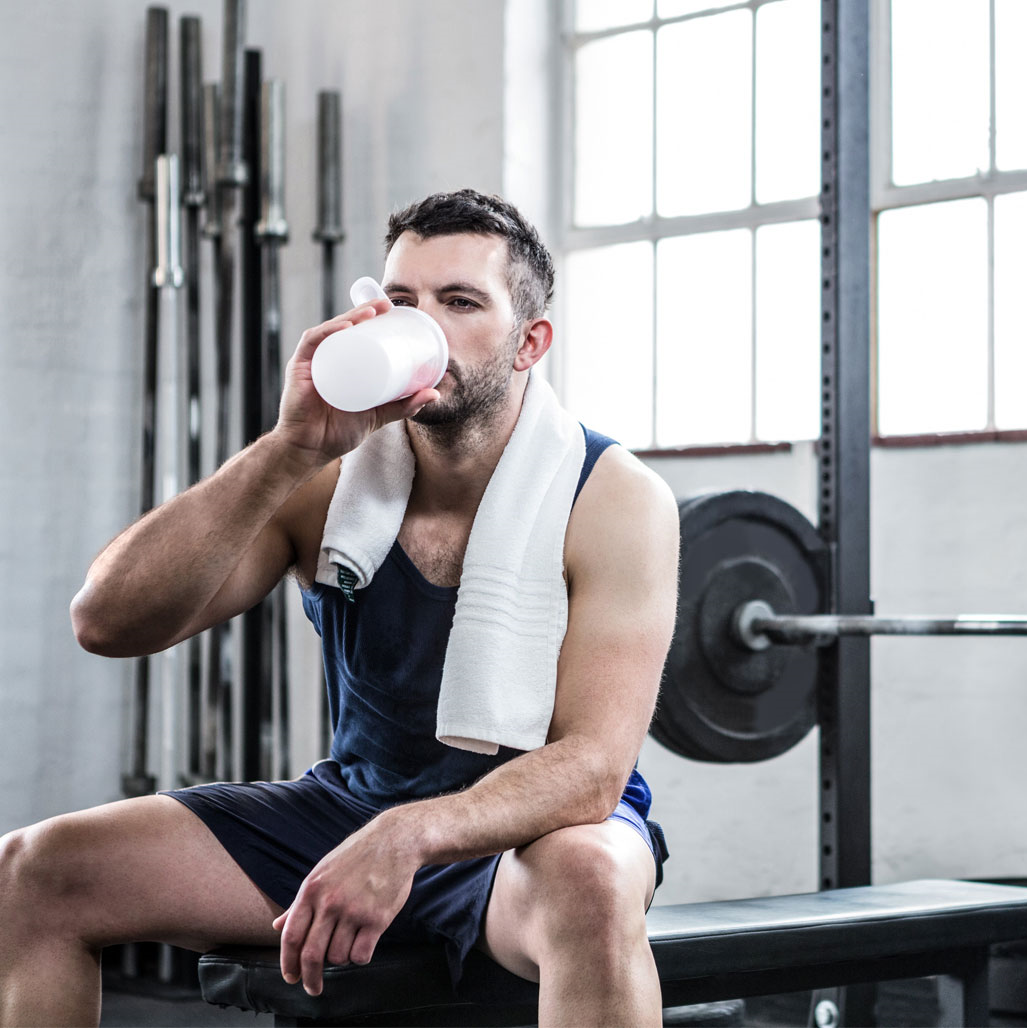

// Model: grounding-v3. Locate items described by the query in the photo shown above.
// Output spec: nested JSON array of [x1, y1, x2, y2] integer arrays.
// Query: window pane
[[657, 12, 752, 217], [755, 0, 821, 204], [891, 0, 989, 185], [656, 230, 751, 445], [755, 220, 821, 441], [658, 0, 736, 16], [994, 192, 1027, 429], [575, 0, 653, 33], [877, 199, 988, 435], [995, 0, 1027, 171], [574, 32, 653, 226], [564, 243, 654, 448]]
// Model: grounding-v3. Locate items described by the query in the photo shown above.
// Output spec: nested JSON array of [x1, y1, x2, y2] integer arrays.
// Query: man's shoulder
[[578, 442, 676, 514], [566, 445, 679, 578]]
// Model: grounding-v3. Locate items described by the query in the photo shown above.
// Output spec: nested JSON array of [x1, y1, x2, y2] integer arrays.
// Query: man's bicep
[[174, 464, 335, 644], [549, 454, 680, 766], [170, 517, 296, 644]]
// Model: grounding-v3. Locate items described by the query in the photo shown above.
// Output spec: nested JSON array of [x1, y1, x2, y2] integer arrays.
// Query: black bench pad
[[199, 879, 1027, 1024]]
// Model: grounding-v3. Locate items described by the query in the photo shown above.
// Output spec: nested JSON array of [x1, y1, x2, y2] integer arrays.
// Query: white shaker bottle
[[310, 277, 449, 412]]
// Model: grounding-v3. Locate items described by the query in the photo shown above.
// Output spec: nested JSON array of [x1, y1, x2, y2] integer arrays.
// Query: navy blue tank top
[[301, 425, 620, 808]]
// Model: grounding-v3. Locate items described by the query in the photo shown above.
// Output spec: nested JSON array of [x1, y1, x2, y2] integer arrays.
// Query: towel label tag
[[336, 565, 358, 603]]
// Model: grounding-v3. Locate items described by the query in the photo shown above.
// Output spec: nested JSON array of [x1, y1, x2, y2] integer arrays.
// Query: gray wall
[[640, 440, 1027, 902], [2, 0, 1025, 912], [0, 0, 508, 825]]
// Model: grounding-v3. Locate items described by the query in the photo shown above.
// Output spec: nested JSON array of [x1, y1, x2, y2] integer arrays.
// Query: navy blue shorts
[[164, 760, 667, 980]]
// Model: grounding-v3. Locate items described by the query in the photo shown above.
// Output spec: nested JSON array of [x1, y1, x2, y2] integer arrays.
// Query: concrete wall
[[2, 0, 1025, 914]]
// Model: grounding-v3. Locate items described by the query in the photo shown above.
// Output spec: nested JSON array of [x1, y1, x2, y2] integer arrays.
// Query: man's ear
[[513, 318, 553, 371]]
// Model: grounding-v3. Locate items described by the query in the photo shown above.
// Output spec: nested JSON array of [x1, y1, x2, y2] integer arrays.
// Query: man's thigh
[[11, 794, 283, 952], [480, 819, 656, 982]]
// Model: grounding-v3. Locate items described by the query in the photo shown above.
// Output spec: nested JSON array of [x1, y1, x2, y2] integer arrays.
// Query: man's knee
[[515, 826, 651, 952], [0, 820, 89, 926]]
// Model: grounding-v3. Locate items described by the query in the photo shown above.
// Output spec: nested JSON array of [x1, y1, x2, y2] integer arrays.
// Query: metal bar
[[313, 90, 343, 753], [314, 90, 344, 321], [240, 47, 267, 782], [218, 0, 248, 189], [154, 154, 185, 805], [256, 78, 290, 781], [214, 0, 248, 783], [749, 610, 1027, 644], [818, 0, 872, 905], [180, 15, 205, 786], [154, 155, 185, 291], [200, 81, 229, 782], [126, 4, 168, 802]]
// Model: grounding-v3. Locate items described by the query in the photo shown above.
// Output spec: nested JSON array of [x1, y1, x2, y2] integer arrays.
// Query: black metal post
[[819, 0, 872, 895], [240, 46, 268, 782], [180, 14, 205, 786], [817, 1, 873, 1023], [126, 4, 168, 802]]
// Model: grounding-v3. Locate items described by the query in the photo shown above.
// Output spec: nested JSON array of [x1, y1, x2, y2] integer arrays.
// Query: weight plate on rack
[[651, 489, 828, 763]]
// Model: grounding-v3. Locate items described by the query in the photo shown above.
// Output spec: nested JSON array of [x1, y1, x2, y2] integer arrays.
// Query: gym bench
[[198, 877, 1027, 1027]]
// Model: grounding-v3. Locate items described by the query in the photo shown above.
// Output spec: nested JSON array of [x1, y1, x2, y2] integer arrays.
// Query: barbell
[[652, 489, 1027, 764]]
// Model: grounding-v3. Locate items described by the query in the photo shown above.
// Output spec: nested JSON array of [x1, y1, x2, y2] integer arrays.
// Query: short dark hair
[[384, 189, 555, 322]]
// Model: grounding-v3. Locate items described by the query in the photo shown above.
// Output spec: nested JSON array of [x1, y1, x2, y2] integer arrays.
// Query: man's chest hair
[[397, 516, 470, 589]]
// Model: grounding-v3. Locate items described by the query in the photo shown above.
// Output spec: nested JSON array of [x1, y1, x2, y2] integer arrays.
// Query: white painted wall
[[0, 0, 507, 828], [2, 1, 1024, 919], [641, 441, 1027, 903]]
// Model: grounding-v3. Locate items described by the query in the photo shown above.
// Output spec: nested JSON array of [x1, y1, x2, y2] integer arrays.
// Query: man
[[0, 190, 679, 1027]]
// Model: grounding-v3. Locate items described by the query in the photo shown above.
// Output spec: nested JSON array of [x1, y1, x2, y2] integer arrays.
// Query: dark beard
[[411, 362, 510, 429], [411, 327, 521, 434]]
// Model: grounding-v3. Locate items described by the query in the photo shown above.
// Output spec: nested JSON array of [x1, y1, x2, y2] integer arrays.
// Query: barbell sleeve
[[255, 79, 288, 240]]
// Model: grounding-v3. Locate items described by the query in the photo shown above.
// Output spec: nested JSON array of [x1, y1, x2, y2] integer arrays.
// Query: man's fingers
[[376, 387, 441, 427], [291, 318, 353, 367], [349, 924, 382, 966], [325, 921, 357, 967], [291, 299, 391, 365], [299, 915, 336, 996], [277, 903, 313, 985]]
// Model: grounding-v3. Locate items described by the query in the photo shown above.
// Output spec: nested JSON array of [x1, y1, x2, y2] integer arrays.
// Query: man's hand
[[274, 299, 440, 467], [272, 814, 421, 996]]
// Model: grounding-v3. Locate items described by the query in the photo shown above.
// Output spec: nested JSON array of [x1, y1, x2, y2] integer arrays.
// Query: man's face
[[381, 231, 523, 428]]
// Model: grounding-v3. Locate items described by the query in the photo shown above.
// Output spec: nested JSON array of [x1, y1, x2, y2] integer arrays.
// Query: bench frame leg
[[936, 947, 990, 1028]]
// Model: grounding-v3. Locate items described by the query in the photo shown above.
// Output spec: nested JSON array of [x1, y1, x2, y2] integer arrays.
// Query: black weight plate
[[652, 490, 828, 763]]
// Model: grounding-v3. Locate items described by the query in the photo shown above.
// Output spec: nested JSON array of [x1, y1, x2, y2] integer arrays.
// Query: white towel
[[315, 373, 586, 754]]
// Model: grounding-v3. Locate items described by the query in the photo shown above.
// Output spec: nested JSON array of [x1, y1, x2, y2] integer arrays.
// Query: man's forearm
[[379, 735, 623, 867], [71, 431, 321, 656]]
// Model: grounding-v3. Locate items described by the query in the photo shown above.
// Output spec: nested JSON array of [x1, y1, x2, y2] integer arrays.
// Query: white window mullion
[[987, 0, 997, 430], [987, 195, 996, 431], [749, 6, 758, 441]]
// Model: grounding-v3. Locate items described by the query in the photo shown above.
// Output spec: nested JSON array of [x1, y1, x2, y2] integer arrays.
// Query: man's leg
[[0, 795, 284, 1028], [480, 820, 660, 1028]]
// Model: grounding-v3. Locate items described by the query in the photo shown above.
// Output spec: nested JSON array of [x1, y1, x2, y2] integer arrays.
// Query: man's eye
[[390, 297, 413, 307], [450, 297, 476, 309]]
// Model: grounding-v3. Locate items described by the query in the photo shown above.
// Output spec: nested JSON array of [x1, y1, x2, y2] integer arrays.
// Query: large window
[[875, 0, 1027, 437], [559, 0, 1027, 450]]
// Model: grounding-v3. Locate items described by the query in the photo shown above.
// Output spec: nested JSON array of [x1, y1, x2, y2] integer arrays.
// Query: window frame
[[555, 0, 821, 453], [556, 0, 1027, 453], [870, 0, 1027, 441]]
